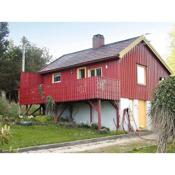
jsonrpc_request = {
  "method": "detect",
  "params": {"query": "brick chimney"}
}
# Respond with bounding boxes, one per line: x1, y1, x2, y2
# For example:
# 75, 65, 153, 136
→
92, 34, 104, 48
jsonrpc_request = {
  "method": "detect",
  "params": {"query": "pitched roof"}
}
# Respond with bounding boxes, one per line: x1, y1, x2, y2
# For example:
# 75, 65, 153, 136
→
39, 36, 140, 73
39, 35, 173, 74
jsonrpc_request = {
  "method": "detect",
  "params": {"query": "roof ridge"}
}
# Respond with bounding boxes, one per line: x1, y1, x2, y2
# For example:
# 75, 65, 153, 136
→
103, 35, 141, 47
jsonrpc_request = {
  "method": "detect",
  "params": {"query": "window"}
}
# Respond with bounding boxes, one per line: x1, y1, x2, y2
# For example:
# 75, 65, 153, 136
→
137, 65, 146, 85
89, 67, 102, 77
96, 68, 102, 77
77, 67, 86, 79
52, 73, 61, 83
90, 69, 95, 77
159, 77, 165, 81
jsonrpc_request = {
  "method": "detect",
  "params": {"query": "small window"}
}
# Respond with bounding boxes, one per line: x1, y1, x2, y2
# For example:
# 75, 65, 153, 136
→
159, 77, 165, 81
77, 67, 86, 79
90, 69, 95, 77
53, 73, 61, 83
137, 65, 146, 85
96, 68, 102, 77
89, 67, 102, 77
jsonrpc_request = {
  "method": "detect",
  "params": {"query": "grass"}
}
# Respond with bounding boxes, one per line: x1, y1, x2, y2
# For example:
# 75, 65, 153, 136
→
129, 143, 175, 153
2, 124, 125, 151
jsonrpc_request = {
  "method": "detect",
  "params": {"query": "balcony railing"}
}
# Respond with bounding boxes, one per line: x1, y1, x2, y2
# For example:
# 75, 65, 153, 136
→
20, 73, 120, 105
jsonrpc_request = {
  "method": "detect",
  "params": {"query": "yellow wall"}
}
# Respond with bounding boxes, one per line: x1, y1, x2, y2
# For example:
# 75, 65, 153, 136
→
138, 100, 147, 129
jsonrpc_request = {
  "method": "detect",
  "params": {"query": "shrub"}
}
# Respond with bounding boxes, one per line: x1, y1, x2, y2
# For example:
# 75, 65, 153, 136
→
46, 96, 55, 117
0, 125, 11, 152
7, 102, 19, 118
32, 115, 52, 123
0, 98, 19, 119
91, 123, 98, 130
78, 123, 90, 129
0, 98, 9, 116
151, 76, 175, 152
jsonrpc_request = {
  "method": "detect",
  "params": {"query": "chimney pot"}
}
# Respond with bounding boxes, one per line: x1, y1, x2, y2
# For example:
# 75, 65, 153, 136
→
92, 34, 104, 48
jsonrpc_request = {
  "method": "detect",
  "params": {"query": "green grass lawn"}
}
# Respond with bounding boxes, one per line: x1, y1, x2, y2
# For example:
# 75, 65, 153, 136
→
3, 124, 124, 151
129, 143, 175, 153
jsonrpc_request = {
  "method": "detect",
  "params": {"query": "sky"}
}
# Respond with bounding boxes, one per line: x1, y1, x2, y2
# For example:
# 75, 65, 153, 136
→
8, 22, 174, 61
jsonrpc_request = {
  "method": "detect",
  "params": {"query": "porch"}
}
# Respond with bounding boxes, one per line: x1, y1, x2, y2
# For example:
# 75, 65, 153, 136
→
20, 72, 120, 104
20, 73, 121, 130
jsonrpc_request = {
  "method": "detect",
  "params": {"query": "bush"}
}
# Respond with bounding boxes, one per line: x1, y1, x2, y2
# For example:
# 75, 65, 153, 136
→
0, 98, 19, 119
151, 76, 175, 152
78, 123, 90, 128
32, 115, 52, 123
7, 102, 19, 118
0, 98, 9, 116
0, 124, 11, 152
91, 123, 98, 130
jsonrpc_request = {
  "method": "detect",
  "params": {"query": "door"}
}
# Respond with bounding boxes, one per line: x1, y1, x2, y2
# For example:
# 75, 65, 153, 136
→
138, 100, 147, 129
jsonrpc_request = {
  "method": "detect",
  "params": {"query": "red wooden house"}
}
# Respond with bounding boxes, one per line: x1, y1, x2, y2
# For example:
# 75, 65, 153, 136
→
19, 35, 172, 130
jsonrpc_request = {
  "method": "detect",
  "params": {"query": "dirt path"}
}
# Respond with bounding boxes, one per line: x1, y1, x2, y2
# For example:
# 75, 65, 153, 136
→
26, 134, 157, 153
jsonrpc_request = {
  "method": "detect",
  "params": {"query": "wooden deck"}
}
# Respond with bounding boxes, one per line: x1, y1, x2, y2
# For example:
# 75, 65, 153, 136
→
19, 72, 120, 105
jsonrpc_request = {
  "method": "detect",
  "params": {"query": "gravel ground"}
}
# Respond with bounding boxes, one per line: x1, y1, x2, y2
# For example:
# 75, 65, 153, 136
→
25, 133, 157, 153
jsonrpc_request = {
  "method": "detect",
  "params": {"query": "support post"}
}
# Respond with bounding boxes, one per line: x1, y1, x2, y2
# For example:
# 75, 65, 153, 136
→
25, 104, 32, 116
26, 105, 29, 115
29, 105, 41, 116
87, 100, 102, 130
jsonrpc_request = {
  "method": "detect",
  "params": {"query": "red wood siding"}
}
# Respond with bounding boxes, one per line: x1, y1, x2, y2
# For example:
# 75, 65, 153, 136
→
20, 71, 120, 105
19, 41, 170, 105
42, 59, 120, 84
120, 42, 170, 100
19, 72, 43, 104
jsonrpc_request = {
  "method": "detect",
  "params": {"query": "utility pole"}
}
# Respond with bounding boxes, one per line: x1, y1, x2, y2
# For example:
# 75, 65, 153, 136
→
22, 43, 26, 72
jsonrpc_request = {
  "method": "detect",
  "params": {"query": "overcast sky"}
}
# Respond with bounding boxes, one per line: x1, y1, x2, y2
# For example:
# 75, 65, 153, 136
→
9, 22, 174, 61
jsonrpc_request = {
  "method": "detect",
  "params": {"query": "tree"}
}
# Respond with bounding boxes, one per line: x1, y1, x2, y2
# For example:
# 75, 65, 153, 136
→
167, 26, 175, 74
20, 36, 52, 72
151, 76, 175, 153
0, 22, 9, 98
0, 36, 52, 102
0, 22, 9, 58
0, 42, 22, 101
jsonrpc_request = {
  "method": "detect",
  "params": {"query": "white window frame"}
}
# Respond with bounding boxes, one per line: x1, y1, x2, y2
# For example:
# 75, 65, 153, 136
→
52, 73, 61, 83
77, 67, 86, 79
88, 67, 102, 77
137, 64, 146, 85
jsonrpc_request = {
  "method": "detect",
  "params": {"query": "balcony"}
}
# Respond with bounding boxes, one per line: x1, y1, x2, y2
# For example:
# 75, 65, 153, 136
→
20, 73, 120, 105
